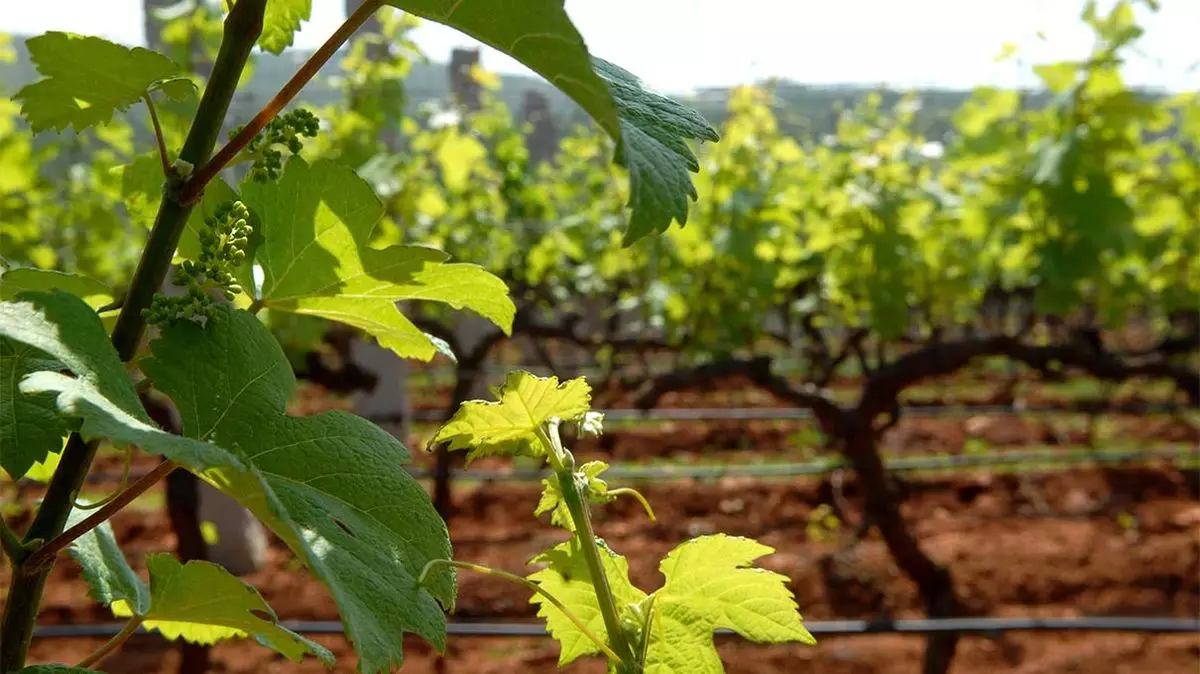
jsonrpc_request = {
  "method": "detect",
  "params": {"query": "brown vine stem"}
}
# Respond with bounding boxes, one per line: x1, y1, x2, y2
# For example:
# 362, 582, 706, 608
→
178, 0, 384, 205
24, 460, 178, 573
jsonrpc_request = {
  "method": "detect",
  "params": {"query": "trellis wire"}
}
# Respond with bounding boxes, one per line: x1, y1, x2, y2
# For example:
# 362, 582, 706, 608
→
30, 616, 1200, 640
399, 401, 1192, 423
38, 445, 1197, 488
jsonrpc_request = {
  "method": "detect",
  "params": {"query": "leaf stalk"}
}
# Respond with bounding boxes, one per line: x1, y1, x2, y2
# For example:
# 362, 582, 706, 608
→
75, 613, 143, 669
142, 92, 172, 175
24, 460, 178, 573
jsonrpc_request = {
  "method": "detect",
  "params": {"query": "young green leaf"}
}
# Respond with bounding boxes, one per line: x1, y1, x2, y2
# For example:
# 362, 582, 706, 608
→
121, 554, 334, 663
141, 305, 455, 672
240, 157, 514, 360
429, 370, 591, 461
259, 0, 313, 55
641, 602, 725, 674
65, 511, 332, 664
15, 32, 188, 133
528, 537, 647, 666
382, 2, 717, 244
592, 58, 722, 245
643, 534, 814, 671
535, 460, 613, 531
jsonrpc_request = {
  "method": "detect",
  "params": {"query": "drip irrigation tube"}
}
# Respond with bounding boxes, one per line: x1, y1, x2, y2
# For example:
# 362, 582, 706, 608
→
21, 445, 1197, 489
408, 446, 1197, 482
401, 402, 1192, 423
30, 616, 1200, 640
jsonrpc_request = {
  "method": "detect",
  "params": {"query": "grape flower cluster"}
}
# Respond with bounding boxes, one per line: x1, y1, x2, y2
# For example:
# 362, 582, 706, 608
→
143, 201, 252, 326
237, 108, 320, 182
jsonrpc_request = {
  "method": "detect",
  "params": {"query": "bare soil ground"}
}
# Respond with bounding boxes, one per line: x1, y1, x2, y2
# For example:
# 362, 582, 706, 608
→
12, 466, 1200, 673
7, 374, 1199, 673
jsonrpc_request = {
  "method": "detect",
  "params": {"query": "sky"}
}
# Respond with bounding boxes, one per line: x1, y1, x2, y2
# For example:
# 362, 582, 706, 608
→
4, 0, 1198, 93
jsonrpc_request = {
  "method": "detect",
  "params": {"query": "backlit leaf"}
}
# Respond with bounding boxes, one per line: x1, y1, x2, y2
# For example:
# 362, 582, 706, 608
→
382, 2, 717, 243
429, 370, 591, 462
260, 0, 312, 54
527, 537, 647, 666
644, 534, 814, 669
67, 512, 331, 664
241, 157, 513, 360
15, 32, 187, 133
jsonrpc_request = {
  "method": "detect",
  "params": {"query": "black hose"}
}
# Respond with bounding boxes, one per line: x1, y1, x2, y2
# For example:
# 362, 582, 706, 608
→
30, 616, 1200, 640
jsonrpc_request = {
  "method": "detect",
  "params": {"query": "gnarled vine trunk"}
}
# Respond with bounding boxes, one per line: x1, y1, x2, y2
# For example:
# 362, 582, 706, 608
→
838, 412, 959, 674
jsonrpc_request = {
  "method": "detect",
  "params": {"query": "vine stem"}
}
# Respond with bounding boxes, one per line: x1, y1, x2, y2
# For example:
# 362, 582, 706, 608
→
537, 422, 637, 668
0, 2, 266, 669
418, 559, 622, 663
24, 460, 178, 573
75, 614, 143, 669
142, 92, 171, 175
179, 0, 384, 205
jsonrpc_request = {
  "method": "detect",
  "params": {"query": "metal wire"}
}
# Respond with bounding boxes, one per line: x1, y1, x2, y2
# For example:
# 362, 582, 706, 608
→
30, 616, 1200, 640
410, 446, 1198, 483
401, 402, 1192, 423
46, 445, 1197, 488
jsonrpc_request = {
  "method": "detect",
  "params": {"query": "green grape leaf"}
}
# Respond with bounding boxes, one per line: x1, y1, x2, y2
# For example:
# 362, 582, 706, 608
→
119, 554, 333, 663
429, 370, 591, 462
64, 509, 150, 613
18, 440, 64, 484
141, 305, 454, 673
381, 2, 717, 244
383, 1, 619, 133
259, 0, 312, 55
152, 76, 198, 102
592, 58, 721, 245
0, 338, 69, 480
119, 151, 165, 224
5, 294, 447, 670
528, 537, 647, 666
535, 460, 612, 531
15, 32, 187, 133
641, 602, 725, 674
241, 157, 513, 360
4, 293, 284, 526
66, 512, 331, 664
0, 268, 114, 309
0, 273, 116, 478
646, 534, 813, 666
